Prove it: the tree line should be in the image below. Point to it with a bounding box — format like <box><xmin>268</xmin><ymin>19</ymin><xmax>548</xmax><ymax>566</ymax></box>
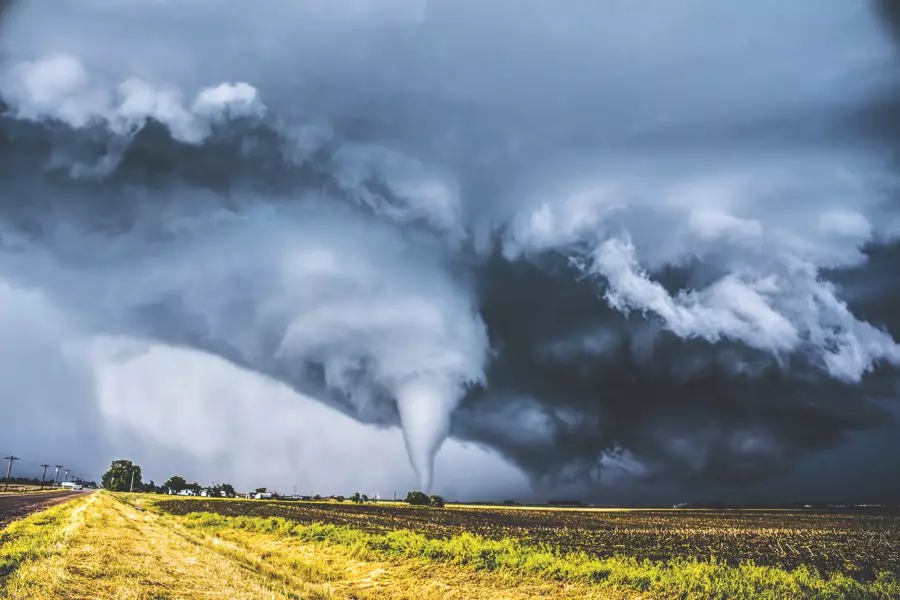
<box><xmin>100</xmin><ymin>460</ymin><xmax>236</xmax><ymax>497</ymax></box>
<box><xmin>100</xmin><ymin>459</ymin><xmax>445</xmax><ymax>506</ymax></box>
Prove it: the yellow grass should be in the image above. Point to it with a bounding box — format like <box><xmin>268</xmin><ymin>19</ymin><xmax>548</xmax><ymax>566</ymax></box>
<box><xmin>1</xmin><ymin>492</ymin><xmax>619</xmax><ymax>599</ymax></box>
<box><xmin>0</xmin><ymin>487</ymin><xmax>69</xmax><ymax>496</ymax></box>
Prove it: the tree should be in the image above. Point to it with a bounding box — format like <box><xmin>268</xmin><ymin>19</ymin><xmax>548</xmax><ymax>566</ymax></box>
<box><xmin>207</xmin><ymin>483</ymin><xmax>236</xmax><ymax>498</ymax></box>
<box><xmin>164</xmin><ymin>475</ymin><xmax>187</xmax><ymax>494</ymax></box>
<box><xmin>255</xmin><ymin>487</ymin><xmax>267</xmax><ymax>494</ymax></box>
<box><xmin>334</xmin><ymin>495</ymin><xmax>345</xmax><ymax>502</ymax></box>
<box><xmin>361</xmin><ymin>494</ymin><xmax>369</xmax><ymax>503</ymax></box>
<box><xmin>405</xmin><ymin>491</ymin><xmax>429</xmax><ymax>506</ymax></box>
<box><xmin>350</xmin><ymin>492</ymin><xmax>362</xmax><ymax>503</ymax></box>
<box><xmin>185</xmin><ymin>482</ymin><xmax>202</xmax><ymax>496</ymax></box>
<box><xmin>101</xmin><ymin>460</ymin><xmax>142</xmax><ymax>492</ymax></box>
<box><xmin>429</xmin><ymin>495</ymin><xmax>444</xmax><ymax>508</ymax></box>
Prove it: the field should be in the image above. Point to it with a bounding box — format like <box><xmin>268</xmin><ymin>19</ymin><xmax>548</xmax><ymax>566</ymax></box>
<box><xmin>1</xmin><ymin>492</ymin><xmax>898</xmax><ymax>599</ymax></box>
<box><xmin>158</xmin><ymin>498</ymin><xmax>900</xmax><ymax>579</ymax></box>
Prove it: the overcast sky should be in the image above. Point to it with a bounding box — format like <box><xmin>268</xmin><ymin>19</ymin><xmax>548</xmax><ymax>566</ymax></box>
<box><xmin>1</xmin><ymin>0</ymin><xmax>899</xmax><ymax>503</ymax></box>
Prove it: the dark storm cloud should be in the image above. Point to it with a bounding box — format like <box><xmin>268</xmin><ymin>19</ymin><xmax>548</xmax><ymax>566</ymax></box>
<box><xmin>1</xmin><ymin>0</ymin><xmax>899</xmax><ymax>500</ymax></box>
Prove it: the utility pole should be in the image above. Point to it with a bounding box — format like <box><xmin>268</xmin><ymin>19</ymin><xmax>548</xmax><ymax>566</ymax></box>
<box><xmin>54</xmin><ymin>465</ymin><xmax>63</xmax><ymax>485</ymax></box>
<box><xmin>3</xmin><ymin>456</ymin><xmax>19</xmax><ymax>491</ymax></box>
<box><xmin>63</xmin><ymin>469</ymin><xmax>70</xmax><ymax>483</ymax></box>
<box><xmin>39</xmin><ymin>464</ymin><xmax>50</xmax><ymax>489</ymax></box>
<box><xmin>129</xmin><ymin>469</ymin><xmax>135</xmax><ymax>493</ymax></box>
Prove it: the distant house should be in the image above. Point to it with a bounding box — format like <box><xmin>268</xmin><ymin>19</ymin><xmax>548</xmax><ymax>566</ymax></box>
<box><xmin>254</xmin><ymin>492</ymin><xmax>272</xmax><ymax>500</ymax></box>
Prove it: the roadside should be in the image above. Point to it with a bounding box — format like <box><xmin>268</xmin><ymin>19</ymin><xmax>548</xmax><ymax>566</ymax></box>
<box><xmin>1</xmin><ymin>492</ymin><xmax>613</xmax><ymax>599</ymax></box>
<box><xmin>0</xmin><ymin>487</ymin><xmax>71</xmax><ymax>496</ymax></box>
<box><xmin>0</xmin><ymin>491</ymin><xmax>88</xmax><ymax>529</ymax></box>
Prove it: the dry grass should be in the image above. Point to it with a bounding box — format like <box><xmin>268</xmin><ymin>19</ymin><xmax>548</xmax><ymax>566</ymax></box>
<box><xmin>3</xmin><ymin>493</ymin><xmax>293</xmax><ymax>599</ymax></box>
<box><xmin>1</xmin><ymin>492</ymin><xmax>618</xmax><ymax>599</ymax></box>
<box><xmin>0</xmin><ymin>486</ymin><xmax>67</xmax><ymax>496</ymax></box>
<box><xmin>8</xmin><ymin>491</ymin><xmax>894</xmax><ymax>599</ymax></box>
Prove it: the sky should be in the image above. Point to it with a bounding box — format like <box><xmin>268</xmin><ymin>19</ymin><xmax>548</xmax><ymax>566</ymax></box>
<box><xmin>1</xmin><ymin>0</ymin><xmax>899</xmax><ymax>503</ymax></box>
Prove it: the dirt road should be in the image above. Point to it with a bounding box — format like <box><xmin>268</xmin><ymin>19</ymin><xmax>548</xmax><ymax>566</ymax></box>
<box><xmin>0</xmin><ymin>491</ymin><xmax>89</xmax><ymax>528</ymax></box>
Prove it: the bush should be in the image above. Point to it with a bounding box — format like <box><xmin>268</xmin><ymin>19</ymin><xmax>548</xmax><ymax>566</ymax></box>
<box><xmin>429</xmin><ymin>495</ymin><xmax>445</xmax><ymax>508</ymax></box>
<box><xmin>405</xmin><ymin>491</ymin><xmax>429</xmax><ymax>506</ymax></box>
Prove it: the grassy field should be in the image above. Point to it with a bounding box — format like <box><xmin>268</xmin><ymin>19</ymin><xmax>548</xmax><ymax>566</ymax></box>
<box><xmin>157</xmin><ymin>497</ymin><xmax>900</xmax><ymax>577</ymax></box>
<box><xmin>0</xmin><ymin>492</ymin><xmax>898</xmax><ymax>599</ymax></box>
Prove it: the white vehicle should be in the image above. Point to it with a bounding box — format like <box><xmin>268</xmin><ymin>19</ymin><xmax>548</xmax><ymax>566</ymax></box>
<box><xmin>61</xmin><ymin>481</ymin><xmax>83</xmax><ymax>490</ymax></box>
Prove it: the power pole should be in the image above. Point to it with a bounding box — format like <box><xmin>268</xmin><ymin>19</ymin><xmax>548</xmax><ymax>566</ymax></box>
<box><xmin>39</xmin><ymin>464</ymin><xmax>50</xmax><ymax>489</ymax></box>
<box><xmin>54</xmin><ymin>465</ymin><xmax>63</xmax><ymax>485</ymax></box>
<box><xmin>63</xmin><ymin>469</ymin><xmax>70</xmax><ymax>483</ymax></box>
<box><xmin>129</xmin><ymin>469</ymin><xmax>135</xmax><ymax>493</ymax></box>
<box><xmin>3</xmin><ymin>456</ymin><xmax>19</xmax><ymax>491</ymax></box>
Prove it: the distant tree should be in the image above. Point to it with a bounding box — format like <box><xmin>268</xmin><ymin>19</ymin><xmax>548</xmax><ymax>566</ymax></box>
<box><xmin>164</xmin><ymin>476</ymin><xmax>187</xmax><ymax>494</ymax></box>
<box><xmin>361</xmin><ymin>494</ymin><xmax>369</xmax><ymax>503</ymax></box>
<box><xmin>313</xmin><ymin>494</ymin><xmax>322</xmax><ymax>501</ymax></box>
<box><xmin>405</xmin><ymin>491</ymin><xmax>429</xmax><ymax>506</ymax></box>
<box><xmin>429</xmin><ymin>495</ymin><xmax>445</xmax><ymax>508</ymax></box>
<box><xmin>334</xmin><ymin>495</ymin><xmax>345</xmax><ymax>502</ymax></box>
<box><xmin>101</xmin><ymin>460</ymin><xmax>142</xmax><ymax>492</ymax></box>
<box><xmin>350</xmin><ymin>492</ymin><xmax>362</xmax><ymax>503</ymax></box>
<box><xmin>186</xmin><ymin>482</ymin><xmax>202</xmax><ymax>496</ymax></box>
<box><xmin>220</xmin><ymin>483</ymin><xmax>236</xmax><ymax>498</ymax></box>
<box><xmin>255</xmin><ymin>487</ymin><xmax>267</xmax><ymax>494</ymax></box>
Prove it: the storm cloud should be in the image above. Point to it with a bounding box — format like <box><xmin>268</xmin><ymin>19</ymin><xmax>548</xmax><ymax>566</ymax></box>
<box><xmin>1</xmin><ymin>0</ymin><xmax>899</xmax><ymax>502</ymax></box>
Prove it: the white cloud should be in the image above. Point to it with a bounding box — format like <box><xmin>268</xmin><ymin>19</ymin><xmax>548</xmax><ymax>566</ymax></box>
<box><xmin>192</xmin><ymin>82</ymin><xmax>264</xmax><ymax>119</ymax></box>
<box><xmin>689</xmin><ymin>209</ymin><xmax>762</xmax><ymax>242</ymax></box>
<box><xmin>589</xmin><ymin>236</ymin><xmax>900</xmax><ymax>382</ymax></box>
<box><xmin>817</xmin><ymin>210</ymin><xmax>873</xmax><ymax>240</ymax></box>
<box><xmin>0</xmin><ymin>54</ymin><xmax>264</xmax><ymax>144</ymax></box>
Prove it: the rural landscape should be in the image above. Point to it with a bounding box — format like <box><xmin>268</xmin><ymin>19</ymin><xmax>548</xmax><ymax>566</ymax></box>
<box><xmin>1</xmin><ymin>459</ymin><xmax>899</xmax><ymax>599</ymax></box>
<box><xmin>4</xmin><ymin>0</ymin><xmax>900</xmax><ymax>598</ymax></box>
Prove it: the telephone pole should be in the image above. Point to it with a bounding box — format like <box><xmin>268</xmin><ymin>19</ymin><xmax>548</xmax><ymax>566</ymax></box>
<box><xmin>39</xmin><ymin>464</ymin><xmax>50</xmax><ymax>489</ymax></box>
<box><xmin>54</xmin><ymin>465</ymin><xmax>63</xmax><ymax>485</ymax></box>
<box><xmin>63</xmin><ymin>469</ymin><xmax>70</xmax><ymax>483</ymax></box>
<box><xmin>3</xmin><ymin>456</ymin><xmax>19</xmax><ymax>491</ymax></box>
<box><xmin>129</xmin><ymin>469</ymin><xmax>136</xmax><ymax>493</ymax></box>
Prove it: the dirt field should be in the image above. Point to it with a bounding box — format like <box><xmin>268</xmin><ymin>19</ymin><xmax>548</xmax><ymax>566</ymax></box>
<box><xmin>158</xmin><ymin>499</ymin><xmax>900</xmax><ymax>580</ymax></box>
<box><xmin>0</xmin><ymin>491</ymin><xmax>88</xmax><ymax>529</ymax></box>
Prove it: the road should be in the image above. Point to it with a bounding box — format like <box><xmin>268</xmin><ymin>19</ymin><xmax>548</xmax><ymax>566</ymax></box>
<box><xmin>0</xmin><ymin>490</ymin><xmax>89</xmax><ymax>528</ymax></box>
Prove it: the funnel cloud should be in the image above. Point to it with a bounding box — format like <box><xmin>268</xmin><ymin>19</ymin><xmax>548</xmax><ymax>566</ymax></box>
<box><xmin>1</xmin><ymin>0</ymin><xmax>900</xmax><ymax>502</ymax></box>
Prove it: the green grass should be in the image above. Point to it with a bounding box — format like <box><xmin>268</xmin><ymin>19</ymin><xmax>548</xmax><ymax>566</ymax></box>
<box><xmin>0</xmin><ymin>498</ymin><xmax>84</xmax><ymax>585</ymax></box>
<box><xmin>176</xmin><ymin>511</ymin><xmax>900</xmax><ymax>600</ymax></box>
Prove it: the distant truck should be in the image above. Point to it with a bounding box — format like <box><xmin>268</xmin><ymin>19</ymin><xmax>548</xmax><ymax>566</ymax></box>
<box><xmin>61</xmin><ymin>481</ymin><xmax>83</xmax><ymax>490</ymax></box>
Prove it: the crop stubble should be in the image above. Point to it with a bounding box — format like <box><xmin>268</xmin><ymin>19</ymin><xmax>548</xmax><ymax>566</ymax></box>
<box><xmin>157</xmin><ymin>499</ymin><xmax>899</xmax><ymax>580</ymax></box>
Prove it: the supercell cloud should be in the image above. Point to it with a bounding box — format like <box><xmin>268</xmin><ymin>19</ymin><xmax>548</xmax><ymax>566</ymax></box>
<box><xmin>1</xmin><ymin>0</ymin><xmax>899</xmax><ymax>501</ymax></box>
